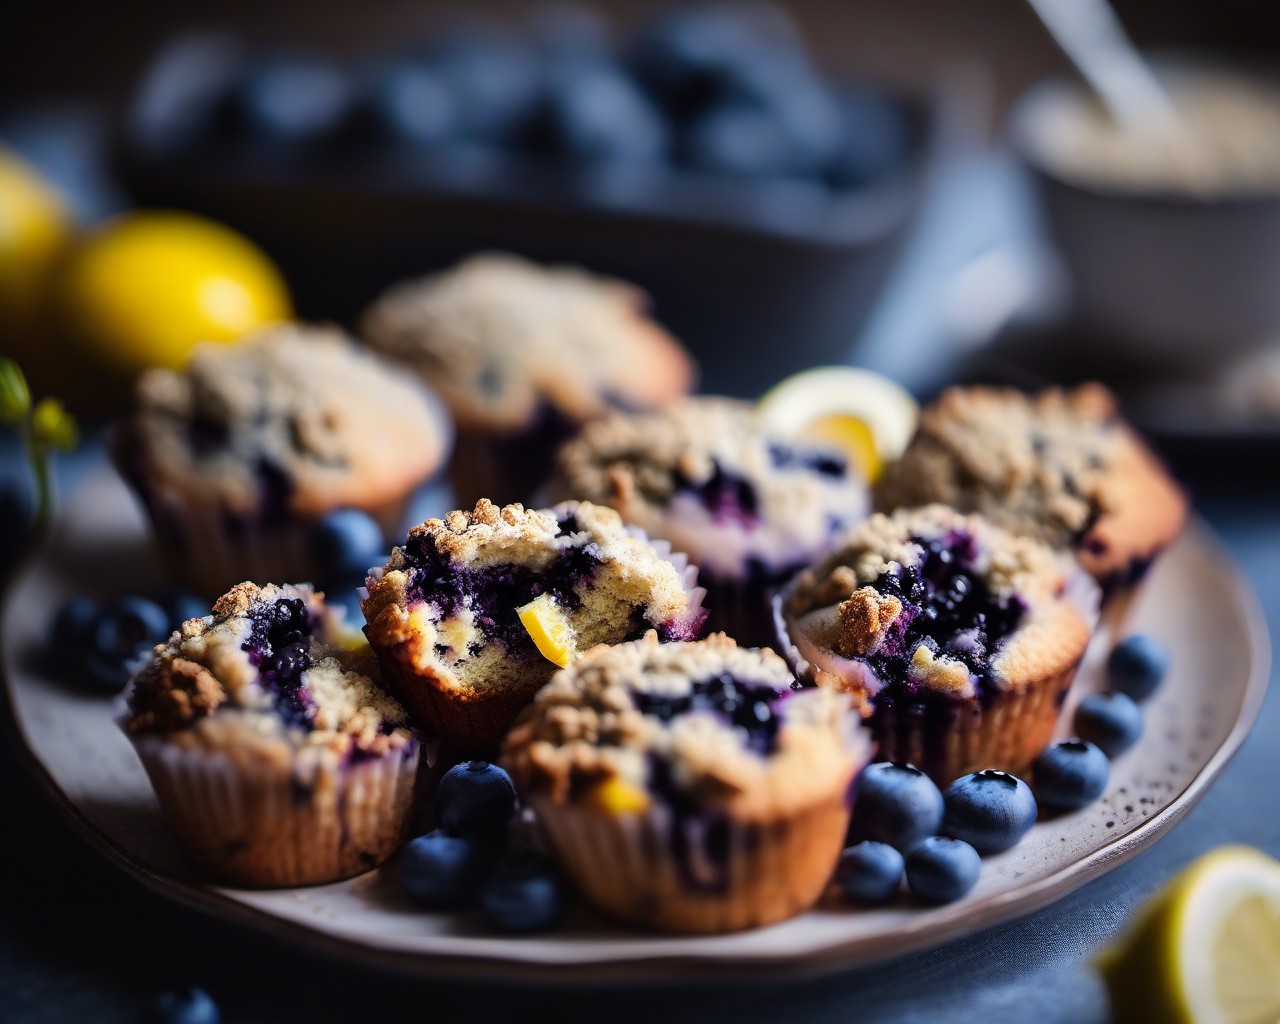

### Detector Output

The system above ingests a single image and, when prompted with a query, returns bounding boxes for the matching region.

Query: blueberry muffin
[121,582,422,887]
[875,384,1187,622]
[359,253,695,507]
[550,396,869,646]
[114,324,452,597]
[503,632,869,933]
[778,505,1099,784]
[362,499,706,761]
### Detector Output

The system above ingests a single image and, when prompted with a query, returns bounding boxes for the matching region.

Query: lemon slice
[517,594,577,668]
[758,367,919,483]
[1098,845,1280,1024]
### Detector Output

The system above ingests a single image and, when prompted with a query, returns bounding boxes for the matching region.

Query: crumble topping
[503,632,863,810]
[125,582,414,757]
[117,325,451,516]
[359,253,694,431]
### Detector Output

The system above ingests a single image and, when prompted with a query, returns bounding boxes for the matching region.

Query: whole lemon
[54,211,291,376]
[0,146,74,353]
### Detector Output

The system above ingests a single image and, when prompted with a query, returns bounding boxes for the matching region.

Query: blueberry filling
[768,442,847,479]
[241,597,317,727]
[632,672,790,757]
[403,521,611,653]
[674,460,759,526]
[864,532,1025,701]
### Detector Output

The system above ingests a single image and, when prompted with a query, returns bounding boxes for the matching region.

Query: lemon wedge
[1098,845,1280,1024]
[517,594,577,668]
[758,367,919,483]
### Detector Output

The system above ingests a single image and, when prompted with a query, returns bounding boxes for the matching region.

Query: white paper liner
[126,731,420,887]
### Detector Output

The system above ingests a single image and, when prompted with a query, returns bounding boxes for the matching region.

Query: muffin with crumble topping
[550,396,869,647]
[121,582,422,887]
[114,324,452,597]
[875,384,1187,622]
[360,252,695,507]
[362,499,706,761]
[503,632,869,934]
[778,505,1099,785]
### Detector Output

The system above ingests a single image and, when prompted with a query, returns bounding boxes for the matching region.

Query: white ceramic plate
[1,467,1269,982]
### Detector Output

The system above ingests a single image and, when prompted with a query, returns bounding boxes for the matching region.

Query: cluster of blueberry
[836,634,1170,906]
[400,761,567,933]
[50,592,205,693]
[135,4,909,190]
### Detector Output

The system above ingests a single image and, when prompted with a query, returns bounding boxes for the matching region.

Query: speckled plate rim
[1,518,1270,986]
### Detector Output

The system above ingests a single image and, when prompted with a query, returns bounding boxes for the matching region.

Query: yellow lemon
[588,777,651,816]
[517,594,577,668]
[758,366,919,484]
[1098,845,1280,1024]
[0,146,74,351]
[54,210,291,376]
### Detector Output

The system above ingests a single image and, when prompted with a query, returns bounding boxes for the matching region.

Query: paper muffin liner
[127,732,421,887]
[528,782,854,934]
[772,562,1100,785]
[365,521,710,763]
[129,482,417,599]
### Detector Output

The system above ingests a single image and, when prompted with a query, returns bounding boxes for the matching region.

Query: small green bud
[0,357,32,424]
[31,397,78,453]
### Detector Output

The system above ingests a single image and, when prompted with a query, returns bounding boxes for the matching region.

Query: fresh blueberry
[233,53,354,146]
[400,829,490,909]
[849,762,945,852]
[85,597,171,693]
[835,841,904,906]
[159,590,208,634]
[825,91,911,190]
[129,30,245,154]
[904,836,981,903]
[364,61,458,147]
[682,101,794,177]
[527,59,668,165]
[1075,692,1143,757]
[434,760,518,844]
[309,509,385,584]
[481,851,566,933]
[1034,740,1110,812]
[942,769,1038,855]
[628,5,767,117]
[427,22,540,143]
[49,597,98,659]
[1106,635,1169,702]
[147,987,220,1024]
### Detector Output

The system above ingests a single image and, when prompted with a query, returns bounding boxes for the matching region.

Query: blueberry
[942,769,1038,855]
[364,61,458,147]
[85,597,171,693]
[400,830,490,909]
[434,760,518,844]
[309,509,385,584]
[147,987,220,1024]
[904,836,981,903]
[835,841,904,906]
[159,590,207,634]
[427,23,540,143]
[323,586,366,630]
[826,91,911,190]
[129,31,244,154]
[1107,635,1169,702]
[849,762,945,852]
[682,101,793,177]
[1034,740,1110,812]
[528,59,668,165]
[49,597,98,659]
[1075,692,1143,757]
[481,852,566,933]
[233,53,354,146]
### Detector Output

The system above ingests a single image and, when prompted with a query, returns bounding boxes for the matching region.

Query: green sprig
[1,356,78,540]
